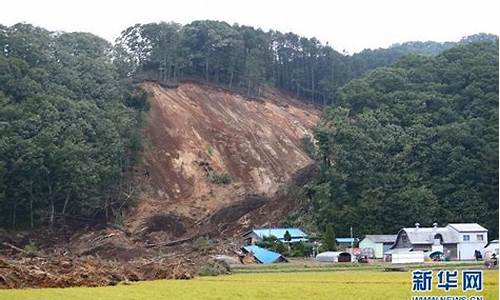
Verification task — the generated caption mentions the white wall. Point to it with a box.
[392,251,424,264]
[455,231,488,260]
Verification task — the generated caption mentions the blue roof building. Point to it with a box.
[242,227,309,244]
[336,238,359,244]
[241,245,288,264]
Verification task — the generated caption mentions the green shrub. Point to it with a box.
[206,146,214,157]
[301,135,316,158]
[21,241,39,258]
[211,172,231,185]
[290,241,313,257]
[198,261,231,276]
[256,235,289,256]
[192,236,210,252]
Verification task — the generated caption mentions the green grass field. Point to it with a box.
[0,269,497,300]
[231,258,490,273]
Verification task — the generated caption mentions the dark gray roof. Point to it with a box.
[402,227,459,244]
[364,235,397,244]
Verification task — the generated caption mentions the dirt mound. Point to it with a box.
[142,214,192,237]
[209,164,320,236]
[209,195,268,229]
[71,230,146,262]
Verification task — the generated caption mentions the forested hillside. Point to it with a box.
[115,21,497,105]
[0,24,148,228]
[348,33,498,79]
[0,21,497,234]
[297,41,499,237]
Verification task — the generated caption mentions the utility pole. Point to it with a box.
[350,226,353,254]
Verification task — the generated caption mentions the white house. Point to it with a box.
[390,223,488,262]
[447,223,488,260]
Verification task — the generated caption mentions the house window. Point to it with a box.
[463,235,470,241]
[476,234,484,241]
[434,234,443,245]
[401,233,408,243]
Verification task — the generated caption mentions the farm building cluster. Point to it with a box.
[383,223,495,263]
[236,223,498,265]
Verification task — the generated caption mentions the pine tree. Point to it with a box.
[323,224,336,251]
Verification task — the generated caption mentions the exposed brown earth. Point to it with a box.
[128,81,319,240]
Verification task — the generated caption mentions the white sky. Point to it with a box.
[1,0,499,53]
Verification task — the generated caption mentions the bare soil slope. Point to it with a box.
[128,81,319,239]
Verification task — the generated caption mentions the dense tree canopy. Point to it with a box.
[303,41,499,238]
[115,21,497,105]
[0,24,148,228]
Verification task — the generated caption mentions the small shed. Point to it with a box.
[241,245,288,264]
[315,251,352,263]
[359,235,397,259]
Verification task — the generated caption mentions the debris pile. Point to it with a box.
[0,255,136,288]
[0,226,243,289]
[0,252,197,288]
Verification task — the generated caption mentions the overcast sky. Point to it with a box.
[1,0,498,53]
